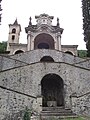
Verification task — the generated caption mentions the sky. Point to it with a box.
[0,0,86,50]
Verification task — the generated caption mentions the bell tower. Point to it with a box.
[7,19,21,51]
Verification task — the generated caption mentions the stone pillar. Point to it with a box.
[38,84,41,96]
[54,41,57,50]
[27,34,30,51]
[55,34,58,50]
[36,97,42,113]
[57,32,61,51]
[27,34,31,51]
[30,40,34,50]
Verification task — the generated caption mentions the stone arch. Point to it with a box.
[40,56,54,62]
[34,33,54,49]
[65,51,74,55]
[41,74,64,107]
[14,50,24,54]
[12,28,16,33]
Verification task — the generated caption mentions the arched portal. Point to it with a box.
[40,56,54,62]
[34,33,54,49]
[14,50,24,54]
[41,74,64,107]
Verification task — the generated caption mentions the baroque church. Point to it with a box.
[0,13,90,120]
[7,13,78,56]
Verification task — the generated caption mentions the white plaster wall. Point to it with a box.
[9,44,27,55]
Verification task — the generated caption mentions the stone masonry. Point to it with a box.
[0,50,90,119]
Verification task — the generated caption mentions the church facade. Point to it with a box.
[0,14,90,119]
[7,13,78,56]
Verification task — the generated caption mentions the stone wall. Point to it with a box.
[10,49,90,69]
[75,58,90,69]
[0,50,89,72]
[0,87,35,120]
[71,94,90,116]
[10,49,85,64]
[0,62,90,118]
[0,55,27,71]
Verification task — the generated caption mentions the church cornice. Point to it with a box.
[25,24,63,34]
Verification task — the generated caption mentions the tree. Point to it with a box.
[82,0,90,57]
[78,50,87,58]
[0,0,2,25]
[0,41,7,53]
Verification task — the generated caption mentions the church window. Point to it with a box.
[12,28,16,33]
[12,35,15,40]
[38,43,49,49]
[43,19,45,22]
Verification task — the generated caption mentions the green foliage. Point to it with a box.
[78,50,87,58]
[87,50,90,57]
[0,41,7,53]
[23,107,32,120]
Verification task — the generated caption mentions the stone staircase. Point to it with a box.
[40,106,77,120]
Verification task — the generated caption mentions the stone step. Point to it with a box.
[41,109,72,113]
[40,115,78,120]
[40,107,77,120]
[42,106,65,111]
[41,112,75,116]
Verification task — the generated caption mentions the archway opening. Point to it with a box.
[41,74,64,107]
[14,50,24,54]
[34,33,54,49]
[40,56,54,62]
[65,51,73,55]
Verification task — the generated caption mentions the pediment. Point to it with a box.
[36,24,56,33]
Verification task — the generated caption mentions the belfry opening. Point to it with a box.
[41,74,64,107]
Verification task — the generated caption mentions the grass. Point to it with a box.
[63,116,90,120]
[47,116,90,120]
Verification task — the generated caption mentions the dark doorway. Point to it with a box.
[41,74,64,107]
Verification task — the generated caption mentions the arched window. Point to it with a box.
[40,56,54,62]
[14,50,24,54]
[12,28,16,33]
[12,35,15,40]
[65,51,73,55]
[38,43,49,49]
